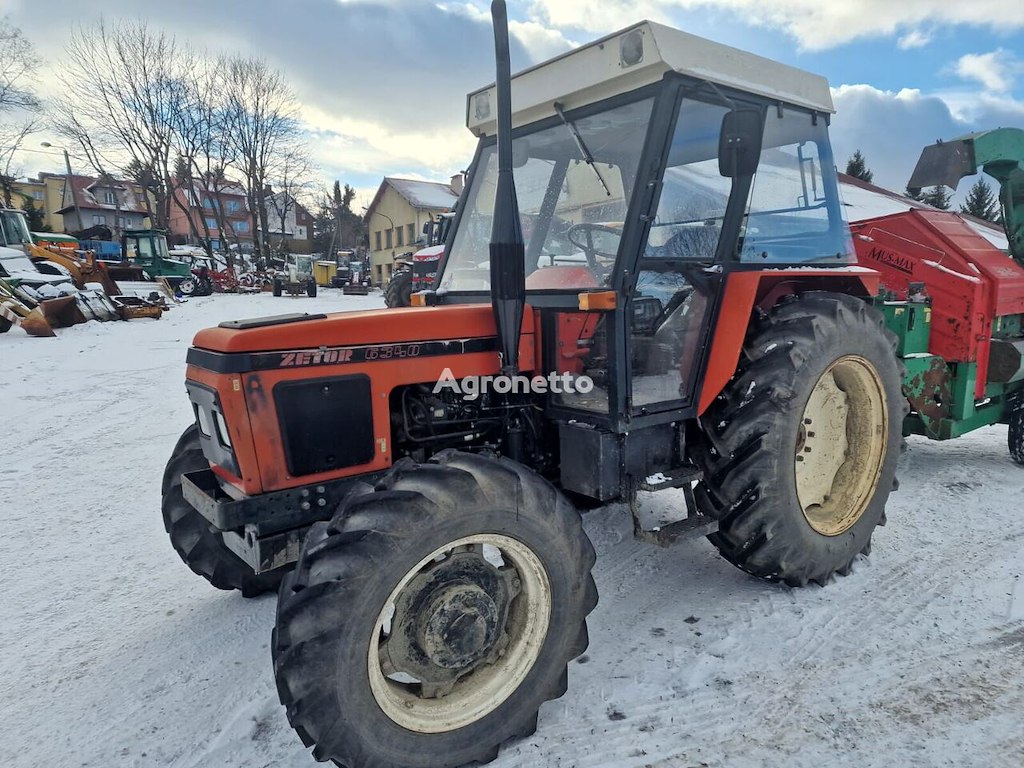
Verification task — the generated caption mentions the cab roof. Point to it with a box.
[466,21,834,137]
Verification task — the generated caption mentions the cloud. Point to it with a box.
[529,0,1024,52]
[441,2,577,61]
[897,29,931,50]
[955,50,1018,93]
[829,83,1024,201]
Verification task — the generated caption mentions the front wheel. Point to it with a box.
[178,277,198,296]
[161,425,285,596]
[272,278,282,297]
[273,451,597,768]
[693,292,905,586]
[306,279,317,297]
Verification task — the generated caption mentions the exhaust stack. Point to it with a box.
[488,0,525,375]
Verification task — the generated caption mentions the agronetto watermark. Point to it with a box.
[433,368,594,401]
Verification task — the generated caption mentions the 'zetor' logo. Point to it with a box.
[433,367,594,401]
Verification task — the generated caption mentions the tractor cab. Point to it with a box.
[431,21,853,435]
[121,229,191,279]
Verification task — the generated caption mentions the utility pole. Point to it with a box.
[42,142,82,233]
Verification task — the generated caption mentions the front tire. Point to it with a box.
[272,278,283,297]
[306,279,317,297]
[161,425,285,597]
[273,451,597,768]
[178,277,198,296]
[693,292,904,586]
[384,268,413,307]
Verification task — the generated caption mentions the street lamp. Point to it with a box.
[41,142,82,233]
[364,207,396,285]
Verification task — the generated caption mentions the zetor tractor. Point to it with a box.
[162,5,928,767]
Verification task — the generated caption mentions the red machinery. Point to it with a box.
[853,208,1024,438]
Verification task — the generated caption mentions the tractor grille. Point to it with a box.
[273,374,375,476]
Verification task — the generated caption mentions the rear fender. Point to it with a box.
[697,268,880,415]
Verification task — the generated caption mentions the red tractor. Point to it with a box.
[159,7,1024,768]
[384,210,455,307]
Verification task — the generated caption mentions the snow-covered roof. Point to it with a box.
[839,173,1009,251]
[383,177,458,210]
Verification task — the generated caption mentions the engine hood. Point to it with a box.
[190,304,535,355]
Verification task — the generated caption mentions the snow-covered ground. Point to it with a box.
[2,290,1022,768]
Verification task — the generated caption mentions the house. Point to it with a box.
[364,176,461,284]
[6,177,48,228]
[167,176,253,253]
[8,173,116,233]
[55,174,153,236]
[264,190,314,254]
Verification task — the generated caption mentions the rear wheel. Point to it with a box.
[161,425,285,597]
[1008,405,1024,465]
[693,292,904,586]
[273,451,597,768]
[385,268,413,307]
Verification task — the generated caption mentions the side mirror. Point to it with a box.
[512,141,530,169]
[719,108,764,178]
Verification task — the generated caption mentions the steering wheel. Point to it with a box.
[566,223,622,273]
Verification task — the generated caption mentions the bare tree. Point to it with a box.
[223,56,303,259]
[0,119,39,206]
[268,148,314,256]
[0,19,40,112]
[166,59,239,257]
[51,20,191,229]
[0,19,40,208]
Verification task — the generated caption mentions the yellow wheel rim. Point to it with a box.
[795,355,888,536]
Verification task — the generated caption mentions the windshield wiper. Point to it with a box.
[553,101,611,198]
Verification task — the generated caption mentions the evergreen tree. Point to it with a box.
[959,177,999,221]
[904,185,925,202]
[21,197,49,232]
[922,185,951,210]
[845,150,874,183]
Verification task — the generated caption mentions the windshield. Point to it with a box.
[0,210,32,246]
[441,97,655,292]
[156,235,171,260]
[740,107,853,263]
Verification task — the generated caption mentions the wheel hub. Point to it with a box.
[420,584,500,669]
[383,551,519,698]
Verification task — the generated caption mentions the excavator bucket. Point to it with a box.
[908,138,977,194]
[39,295,87,328]
[1,299,56,337]
[19,307,57,337]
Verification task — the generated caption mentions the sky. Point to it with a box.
[2,0,1023,210]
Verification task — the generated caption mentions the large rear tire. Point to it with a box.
[161,425,285,597]
[273,450,597,768]
[693,292,904,587]
[384,268,413,308]
[1008,404,1024,465]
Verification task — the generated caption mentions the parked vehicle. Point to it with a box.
[161,7,1024,768]
[384,210,455,307]
[271,254,316,297]
[113,229,191,282]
